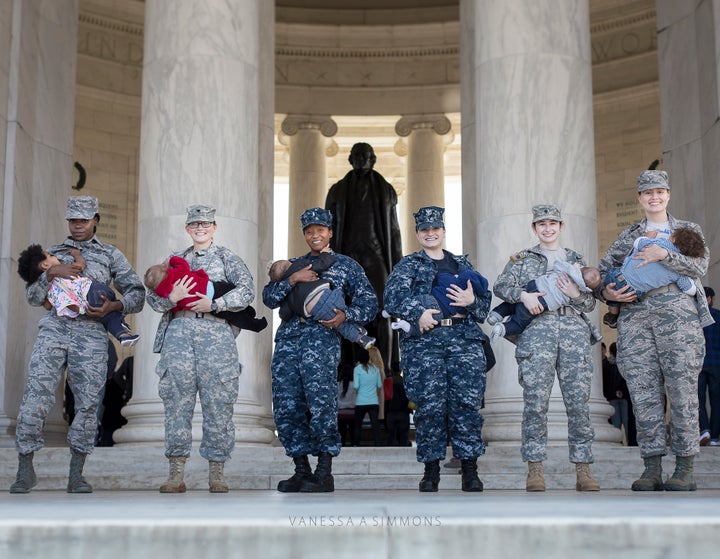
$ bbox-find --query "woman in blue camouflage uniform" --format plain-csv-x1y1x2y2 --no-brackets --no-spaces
263,208,377,493
148,205,255,494
11,196,145,494
384,206,491,492
599,170,711,491
493,204,600,492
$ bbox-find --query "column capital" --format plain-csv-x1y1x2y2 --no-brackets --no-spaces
395,113,452,137
281,114,338,138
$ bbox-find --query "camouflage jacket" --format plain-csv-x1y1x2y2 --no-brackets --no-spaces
596,214,712,327
262,251,377,341
383,249,492,340
148,244,254,352
27,236,145,315
494,245,600,343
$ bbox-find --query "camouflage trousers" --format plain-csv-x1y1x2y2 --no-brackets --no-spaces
271,325,341,457
617,292,704,458
401,324,486,463
157,317,240,462
516,312,594,463
16,315,108,455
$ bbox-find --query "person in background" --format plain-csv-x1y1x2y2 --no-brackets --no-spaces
698,287,720,446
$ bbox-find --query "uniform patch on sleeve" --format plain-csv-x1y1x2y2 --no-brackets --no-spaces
509,252,523,262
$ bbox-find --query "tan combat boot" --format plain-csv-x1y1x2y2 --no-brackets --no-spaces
526,461,545,492
575,462,600,491
159,456,187,493
209,461,229,493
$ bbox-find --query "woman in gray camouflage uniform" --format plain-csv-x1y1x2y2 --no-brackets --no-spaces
493,204,600,492
10,196,145,494
148,205,254,494
599,170,711,491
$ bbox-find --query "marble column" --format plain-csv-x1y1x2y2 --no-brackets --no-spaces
395,114,451,247
655,1,720,287
460,0,618,445
115,0,275,446
0,0,79,447
280,115,337,256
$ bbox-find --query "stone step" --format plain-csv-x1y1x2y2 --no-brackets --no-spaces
2,444,719,491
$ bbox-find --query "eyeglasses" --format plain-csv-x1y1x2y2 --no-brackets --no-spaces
187,221,214,229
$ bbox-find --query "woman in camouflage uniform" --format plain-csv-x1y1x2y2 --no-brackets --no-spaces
11,196,145,494
599,170,711,491
263,208,377,493
493,204,599,492
148,205,255,494
384,206,491,492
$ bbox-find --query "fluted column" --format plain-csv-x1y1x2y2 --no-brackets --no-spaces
280,115,337,256
395,114,452,249
460,0,617,444
116,0,275,446
655,1,720,286
0,0,78,446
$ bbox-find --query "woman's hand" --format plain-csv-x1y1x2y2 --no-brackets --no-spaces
556,273,580,299
418,308,439,333
46,261,84,281
168,275,197,304
288,265,318,286
447,279,474,309
320,309,346,329
520,291,547,315
86,295,123,319
188,293,212,313
602,282,636,303
633,244,669,267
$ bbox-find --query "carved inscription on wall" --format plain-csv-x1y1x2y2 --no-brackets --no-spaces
590,10,657,65
98,201,119,242
77,14,143,66
614,199,644,229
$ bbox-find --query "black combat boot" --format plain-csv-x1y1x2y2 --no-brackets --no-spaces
419,459,440,492
460,459,484,492
9,452,37,494
300,452,335,492
277,455,312,492
67,448,93,493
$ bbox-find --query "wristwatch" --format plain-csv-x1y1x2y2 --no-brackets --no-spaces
210,301,218,312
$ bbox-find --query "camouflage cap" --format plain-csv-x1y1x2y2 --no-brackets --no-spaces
531,204,562,223
413,206,445,231
637,170,670,192
185,205,216,224
300,207,333,230
66,196,99,220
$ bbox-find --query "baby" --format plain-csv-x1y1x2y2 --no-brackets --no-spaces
602,227,705,328
17,244,139,347
385,269,489,336
144,256,267,333
268,253,375,349
487,262,602,343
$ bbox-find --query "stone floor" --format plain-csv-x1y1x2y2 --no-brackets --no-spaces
1,489,720,559
1,444,720,558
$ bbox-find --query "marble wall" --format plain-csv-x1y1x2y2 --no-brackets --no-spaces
656,0,720,287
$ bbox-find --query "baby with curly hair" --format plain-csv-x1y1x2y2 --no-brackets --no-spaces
17,244,139,346
602,226,706,328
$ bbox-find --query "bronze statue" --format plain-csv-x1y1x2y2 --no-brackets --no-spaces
325,143,402,369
